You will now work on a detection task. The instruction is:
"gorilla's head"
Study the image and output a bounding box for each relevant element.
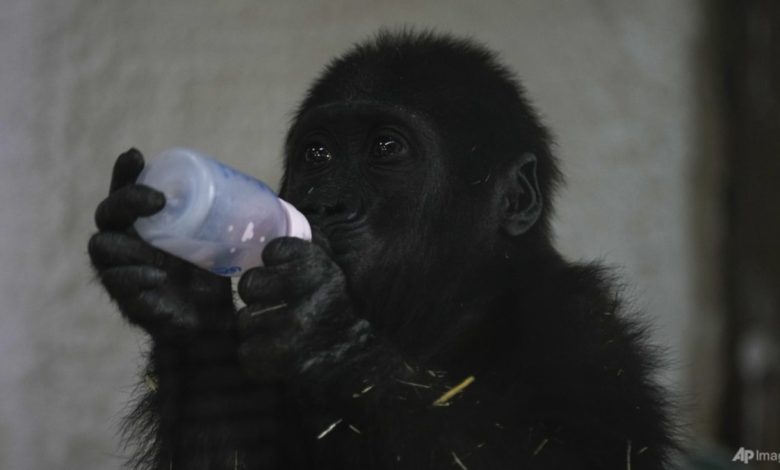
[279,31,562,327]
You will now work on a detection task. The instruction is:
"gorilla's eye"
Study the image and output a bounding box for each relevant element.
[304,143,332,167]
[371,135,406,161]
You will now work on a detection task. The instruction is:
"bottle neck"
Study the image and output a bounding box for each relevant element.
[278,199,312,241]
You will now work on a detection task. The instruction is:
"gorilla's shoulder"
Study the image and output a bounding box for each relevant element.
[497,256,667,384]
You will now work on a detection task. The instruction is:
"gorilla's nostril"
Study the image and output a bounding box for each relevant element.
[324,203,344,216]
[300,202,349,220]
[297,191,362,224]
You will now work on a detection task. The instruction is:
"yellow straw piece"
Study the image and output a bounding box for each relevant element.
[433,376,475,406]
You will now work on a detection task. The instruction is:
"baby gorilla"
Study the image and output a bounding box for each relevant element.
[89,31,676,469]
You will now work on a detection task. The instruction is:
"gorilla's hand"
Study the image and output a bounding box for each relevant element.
[88,149,234,340]
[236,237,369,382]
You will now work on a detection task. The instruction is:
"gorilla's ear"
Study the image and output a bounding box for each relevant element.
[498,153,543,236]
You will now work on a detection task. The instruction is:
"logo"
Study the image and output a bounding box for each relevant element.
[733,447,780,464]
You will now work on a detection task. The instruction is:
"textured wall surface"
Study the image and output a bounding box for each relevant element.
[0,1,723,467]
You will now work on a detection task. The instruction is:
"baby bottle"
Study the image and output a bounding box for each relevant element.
[133,148,311,276]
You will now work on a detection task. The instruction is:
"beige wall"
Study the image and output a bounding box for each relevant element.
[0,1,723,467]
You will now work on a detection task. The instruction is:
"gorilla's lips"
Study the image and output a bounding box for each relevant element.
[309,210,368,254]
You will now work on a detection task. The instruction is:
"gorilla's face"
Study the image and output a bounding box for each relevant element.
[280,101,456,281]
[276,37,550,326]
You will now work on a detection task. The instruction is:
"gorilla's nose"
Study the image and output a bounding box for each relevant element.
[300,193,362,226]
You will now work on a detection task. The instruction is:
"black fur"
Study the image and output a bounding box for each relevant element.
[89,30,677,469]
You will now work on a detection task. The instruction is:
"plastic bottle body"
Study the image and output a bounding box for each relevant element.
[134,148,310,276]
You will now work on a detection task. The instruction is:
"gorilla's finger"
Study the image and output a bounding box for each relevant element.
[109,148,146,193]
[186,270,234,306]
[236,303,292,338]
[89,232,165,270]
[237,267,289,305]
[238,251,337,305]
[100,265,167,299]
[124,289,199,332]
[261,237,318,266]
[95,185,166,231]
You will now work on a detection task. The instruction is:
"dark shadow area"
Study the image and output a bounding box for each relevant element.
[719,0,780,468]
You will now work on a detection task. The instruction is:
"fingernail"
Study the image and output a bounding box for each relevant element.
[150,190,166,208]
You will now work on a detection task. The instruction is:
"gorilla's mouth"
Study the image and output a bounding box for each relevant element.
[320,213,365,238]
[317,213,370,256]
[305,202,363,232]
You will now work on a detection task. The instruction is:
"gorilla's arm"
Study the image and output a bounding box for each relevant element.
[237,238,673,470]
[237,239,503,464]
[89,150,294,469]
[235,240,572,469]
